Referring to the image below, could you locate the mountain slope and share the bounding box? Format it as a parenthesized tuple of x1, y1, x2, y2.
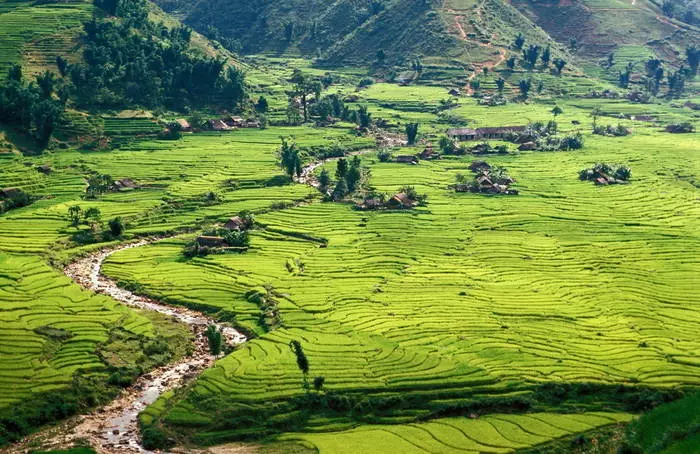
(158, 0, 700, 74)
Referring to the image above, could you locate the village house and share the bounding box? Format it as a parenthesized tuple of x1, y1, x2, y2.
(448, 88, 461, 96)
(224, 116, 245, 128)
(447, 128, 478, 141)
(196, 236, 226, 248)
(0, 188, 20, 199)
(418, 145, 439, 160)
(223, 216, 245, 231)
(111, 179, 139, 191)
(396, 155, 419, 164)
(447, 126, 527, 141)
(387, 193, 416, 209)
(175, 119, 192, 132)
(36, 164, 52, 175)
(207, 119, 231, 131)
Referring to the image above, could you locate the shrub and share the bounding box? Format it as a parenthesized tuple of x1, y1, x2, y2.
(377, 149, 392, 162)
(108, 217, 124, 237)
(665, 122, 695, 133)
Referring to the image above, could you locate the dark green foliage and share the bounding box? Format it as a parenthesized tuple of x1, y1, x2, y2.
(86, 174, 114, 198)
(553, 58, 566, 75)
(0, 67, 64, 149)
(331, 178, 348, 201)
(289, 340, 310, 389)
(619, 393, 700, 453)
(496, 77, 506, 92)
(665, 122, 695, 133)
(579, 163, 631, 184)
(109, 217, 124, 238)
(405, 123, 419, 145)
(518, 79, 532, 98)
(278, 137, 302, 178)
(593, 124, 631, 137)
(206, 325, 223, 355)
(335, 158, 348, 179)
(0, 188, 32, 214)
(70, 0, 247, 111)
(377, 149, 392, 162)
(344, 158, 362, 192)
(313, 376, 325, 392)
(318, 169, 332, 193)
(506, 56, 516, 69)
(541, 45, 551, 66)
(222, 230, 250, 248)
(255, 96, 269, 113)
(523, 44, 541, 67)
(141, 425, 175, 450)
(354, 105, 372, 129)
(514, 33, 525, 50)
(687, 45, 699, 74)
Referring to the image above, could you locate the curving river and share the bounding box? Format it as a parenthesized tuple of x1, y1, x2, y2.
(9, 149, 376, 453)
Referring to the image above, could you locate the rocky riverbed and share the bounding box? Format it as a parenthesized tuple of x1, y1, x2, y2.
(9, 239, 246, 454)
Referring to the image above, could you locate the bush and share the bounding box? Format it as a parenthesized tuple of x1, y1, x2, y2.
(108, 217, 124, 237)
(377, 149, 392, 162)
(665, 122, 695, 133)
(141, 426, 175, 450)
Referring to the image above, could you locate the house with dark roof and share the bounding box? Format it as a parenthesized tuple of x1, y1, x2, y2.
(448, 126, 527, 141)
(447, 128, 478, 141)
(396, 155, 419, 164)
(196, 236, 226, 248)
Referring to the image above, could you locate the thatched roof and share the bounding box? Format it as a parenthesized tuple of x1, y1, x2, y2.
(224, 216, 245, 231)
(447, 128, 478, 137)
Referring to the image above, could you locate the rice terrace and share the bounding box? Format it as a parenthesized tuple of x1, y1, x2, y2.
(0, 0, 699, 453)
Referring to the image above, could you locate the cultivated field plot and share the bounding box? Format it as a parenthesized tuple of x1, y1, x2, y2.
(100, 104, 699, 443)
(0, 0, 92, 79)
(0, 126, 369, 410)
(0, 252, 155, 408)
(285, 412, 634, 453)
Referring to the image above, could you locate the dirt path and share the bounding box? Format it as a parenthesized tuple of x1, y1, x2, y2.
(8, 241, 246, 454)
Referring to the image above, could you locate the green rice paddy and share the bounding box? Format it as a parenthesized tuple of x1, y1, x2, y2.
(0, 79, 698, 450)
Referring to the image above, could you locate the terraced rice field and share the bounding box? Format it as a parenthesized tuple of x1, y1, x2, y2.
(0, 0, 92, 79)
(0, 126, 370, 417)
(285, 412, 634, 453)
(0, 252, 155, 408)
(93, 103, 700, 444)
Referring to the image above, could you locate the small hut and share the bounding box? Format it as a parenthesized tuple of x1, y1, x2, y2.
(175, 119, 192, 132)
(224, 216, 245, 231)
(207, 120, 231, 131)
(196, 236, 226, 247)
(0, 188, 20, 199)
(396, 155, 419, 165)
(387, 193, 415, 209)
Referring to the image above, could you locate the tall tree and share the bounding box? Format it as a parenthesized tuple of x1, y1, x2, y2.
(405, 123, 419, 145)
(289, 340, 310, 390)
(278, 137, 302, 178)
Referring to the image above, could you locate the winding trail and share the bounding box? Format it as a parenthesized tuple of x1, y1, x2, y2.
(8, 148, 376, 454)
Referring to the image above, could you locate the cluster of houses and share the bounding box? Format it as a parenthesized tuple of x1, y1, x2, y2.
(454, 161, 518, 195)
(356, 192, 419, 211)
(447, 126, 526, 142)
(173, 116, 261, 133)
